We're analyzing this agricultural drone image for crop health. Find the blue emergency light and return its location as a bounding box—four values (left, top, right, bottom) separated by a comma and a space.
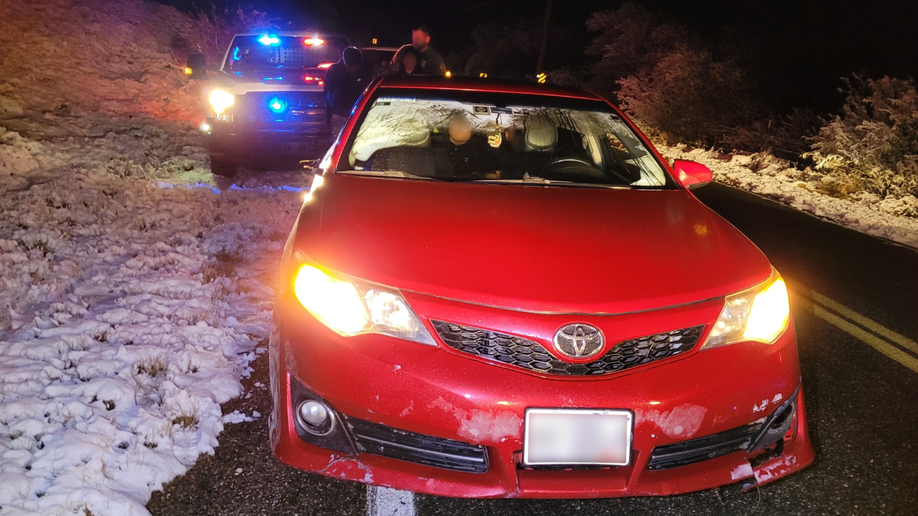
267, 97, 288, 115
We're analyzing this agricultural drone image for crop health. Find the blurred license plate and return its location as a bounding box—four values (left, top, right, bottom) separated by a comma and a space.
523, 409, 633, 466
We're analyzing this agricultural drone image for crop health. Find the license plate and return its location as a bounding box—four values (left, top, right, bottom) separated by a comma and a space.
523, 408, 633, 466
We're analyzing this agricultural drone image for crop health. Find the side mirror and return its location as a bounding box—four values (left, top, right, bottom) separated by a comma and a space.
185, 53, 207, 80
673, 159, 713, 190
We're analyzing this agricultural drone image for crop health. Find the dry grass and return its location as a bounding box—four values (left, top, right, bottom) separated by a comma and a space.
203, 248, 244, 282
136, 356, 166, 378
172, 412, 198, 430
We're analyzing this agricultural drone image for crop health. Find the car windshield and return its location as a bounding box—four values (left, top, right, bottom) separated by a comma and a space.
338, 89, 674, 188
224, 35, 349, 71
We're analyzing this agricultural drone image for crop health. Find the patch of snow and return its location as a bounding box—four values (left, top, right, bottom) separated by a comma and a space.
658, 144, 918, 250
222, 410, 260, 424
0, 141, 304, 515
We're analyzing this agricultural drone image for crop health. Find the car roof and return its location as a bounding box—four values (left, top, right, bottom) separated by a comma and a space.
376, 75, 605, 101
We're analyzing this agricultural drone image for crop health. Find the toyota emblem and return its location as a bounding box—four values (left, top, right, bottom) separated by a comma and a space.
553, 324, 605, 358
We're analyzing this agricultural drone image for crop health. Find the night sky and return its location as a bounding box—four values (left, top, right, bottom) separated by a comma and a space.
161, 0, 918, 111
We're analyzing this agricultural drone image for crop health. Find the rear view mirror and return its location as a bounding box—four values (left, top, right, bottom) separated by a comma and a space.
185, 53, 207, 80
672, 160, 713, 190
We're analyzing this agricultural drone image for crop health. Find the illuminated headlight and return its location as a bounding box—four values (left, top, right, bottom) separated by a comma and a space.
293, 264, 436, 346
703, 269, 790, 349
208, 89, 235, 115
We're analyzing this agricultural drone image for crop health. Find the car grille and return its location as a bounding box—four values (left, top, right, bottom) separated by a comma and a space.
345, 416, 489, 474
431, 321, 704, 376
647, 422, 761, 470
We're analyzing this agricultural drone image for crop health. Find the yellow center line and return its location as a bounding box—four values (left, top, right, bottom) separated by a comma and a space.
791, 288, 918, 374
807, 290, 918, 356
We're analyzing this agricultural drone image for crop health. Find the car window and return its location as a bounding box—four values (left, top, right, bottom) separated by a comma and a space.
224, 35, 349, 71
338, 89, 672, 188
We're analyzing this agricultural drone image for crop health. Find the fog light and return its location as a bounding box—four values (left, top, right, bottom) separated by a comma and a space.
296, 399, 334, 435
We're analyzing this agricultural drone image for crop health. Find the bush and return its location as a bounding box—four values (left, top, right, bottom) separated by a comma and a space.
724, 108, 821, 161
616, 48, 761, 147
808, 76, 918, 197
171, 6, 270, 65
585, 3, 691, 99
463, 21, 540, 79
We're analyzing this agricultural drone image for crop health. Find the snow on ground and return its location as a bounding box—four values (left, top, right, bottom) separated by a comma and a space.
0, 126, 307, 515
657, 144, 918, 250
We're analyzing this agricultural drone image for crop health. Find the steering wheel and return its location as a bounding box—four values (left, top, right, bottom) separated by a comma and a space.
538, 157, 633, 185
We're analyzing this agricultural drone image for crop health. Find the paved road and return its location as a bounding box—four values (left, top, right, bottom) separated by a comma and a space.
148, 183, 918, 515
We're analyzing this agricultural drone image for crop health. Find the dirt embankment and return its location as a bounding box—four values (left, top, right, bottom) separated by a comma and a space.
0, 0, 260, 185
0, 0, 221, 138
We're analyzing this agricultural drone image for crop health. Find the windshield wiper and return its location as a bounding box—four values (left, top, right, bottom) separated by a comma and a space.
472, 175, 631, 189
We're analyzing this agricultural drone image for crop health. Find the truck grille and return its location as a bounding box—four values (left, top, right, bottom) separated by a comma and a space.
240, 92, 326, 124
345, 417, 489, 474
431, 321, 704, 376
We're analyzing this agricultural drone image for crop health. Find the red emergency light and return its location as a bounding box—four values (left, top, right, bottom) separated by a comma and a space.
304, 38, 325, 46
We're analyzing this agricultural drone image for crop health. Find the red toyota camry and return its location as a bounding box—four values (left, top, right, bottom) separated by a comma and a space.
268, 75, 813, 498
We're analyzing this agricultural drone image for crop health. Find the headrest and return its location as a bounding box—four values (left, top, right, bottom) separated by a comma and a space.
524, 118, 557, 151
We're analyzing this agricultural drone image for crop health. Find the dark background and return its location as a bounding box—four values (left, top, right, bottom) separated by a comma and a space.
158, 0, 918, 111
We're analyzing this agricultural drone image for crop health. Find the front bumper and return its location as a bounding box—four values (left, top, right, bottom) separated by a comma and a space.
269, 290, 814, 498
207, 119, 332, 160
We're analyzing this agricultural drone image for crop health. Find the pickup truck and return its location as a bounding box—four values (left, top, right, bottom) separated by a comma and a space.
186, 32, 350, 177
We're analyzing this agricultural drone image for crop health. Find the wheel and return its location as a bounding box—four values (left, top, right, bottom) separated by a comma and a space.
209, 154, 238, 178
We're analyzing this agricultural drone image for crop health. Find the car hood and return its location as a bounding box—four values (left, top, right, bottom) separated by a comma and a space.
302, 175, 772, 314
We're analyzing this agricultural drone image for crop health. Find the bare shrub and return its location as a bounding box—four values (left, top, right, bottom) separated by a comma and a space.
724, 108, 821, 160
170, 6, 270, 65
616, 48, 761, 147
807, 76, 918, 197
585, 3, 692, 99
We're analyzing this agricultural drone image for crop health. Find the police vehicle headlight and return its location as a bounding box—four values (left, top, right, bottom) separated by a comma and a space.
209, 89, 235, 115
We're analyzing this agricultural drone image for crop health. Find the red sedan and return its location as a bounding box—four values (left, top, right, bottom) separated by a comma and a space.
268, 75, 813, 498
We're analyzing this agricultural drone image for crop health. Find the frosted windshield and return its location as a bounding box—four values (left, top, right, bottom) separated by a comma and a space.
341, 92, 670, 188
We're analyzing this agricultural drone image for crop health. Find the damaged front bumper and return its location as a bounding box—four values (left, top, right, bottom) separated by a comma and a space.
268, 294, 814, 498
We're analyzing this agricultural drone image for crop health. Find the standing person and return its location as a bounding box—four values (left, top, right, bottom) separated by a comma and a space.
398, 47, 420, 75
324, 46, 367, 137
409, 24, 447, 75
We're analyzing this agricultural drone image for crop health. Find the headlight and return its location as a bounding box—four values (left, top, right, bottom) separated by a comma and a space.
703, 269, 790, 349
208, 89, 235, 115
293, 264, 436, 346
